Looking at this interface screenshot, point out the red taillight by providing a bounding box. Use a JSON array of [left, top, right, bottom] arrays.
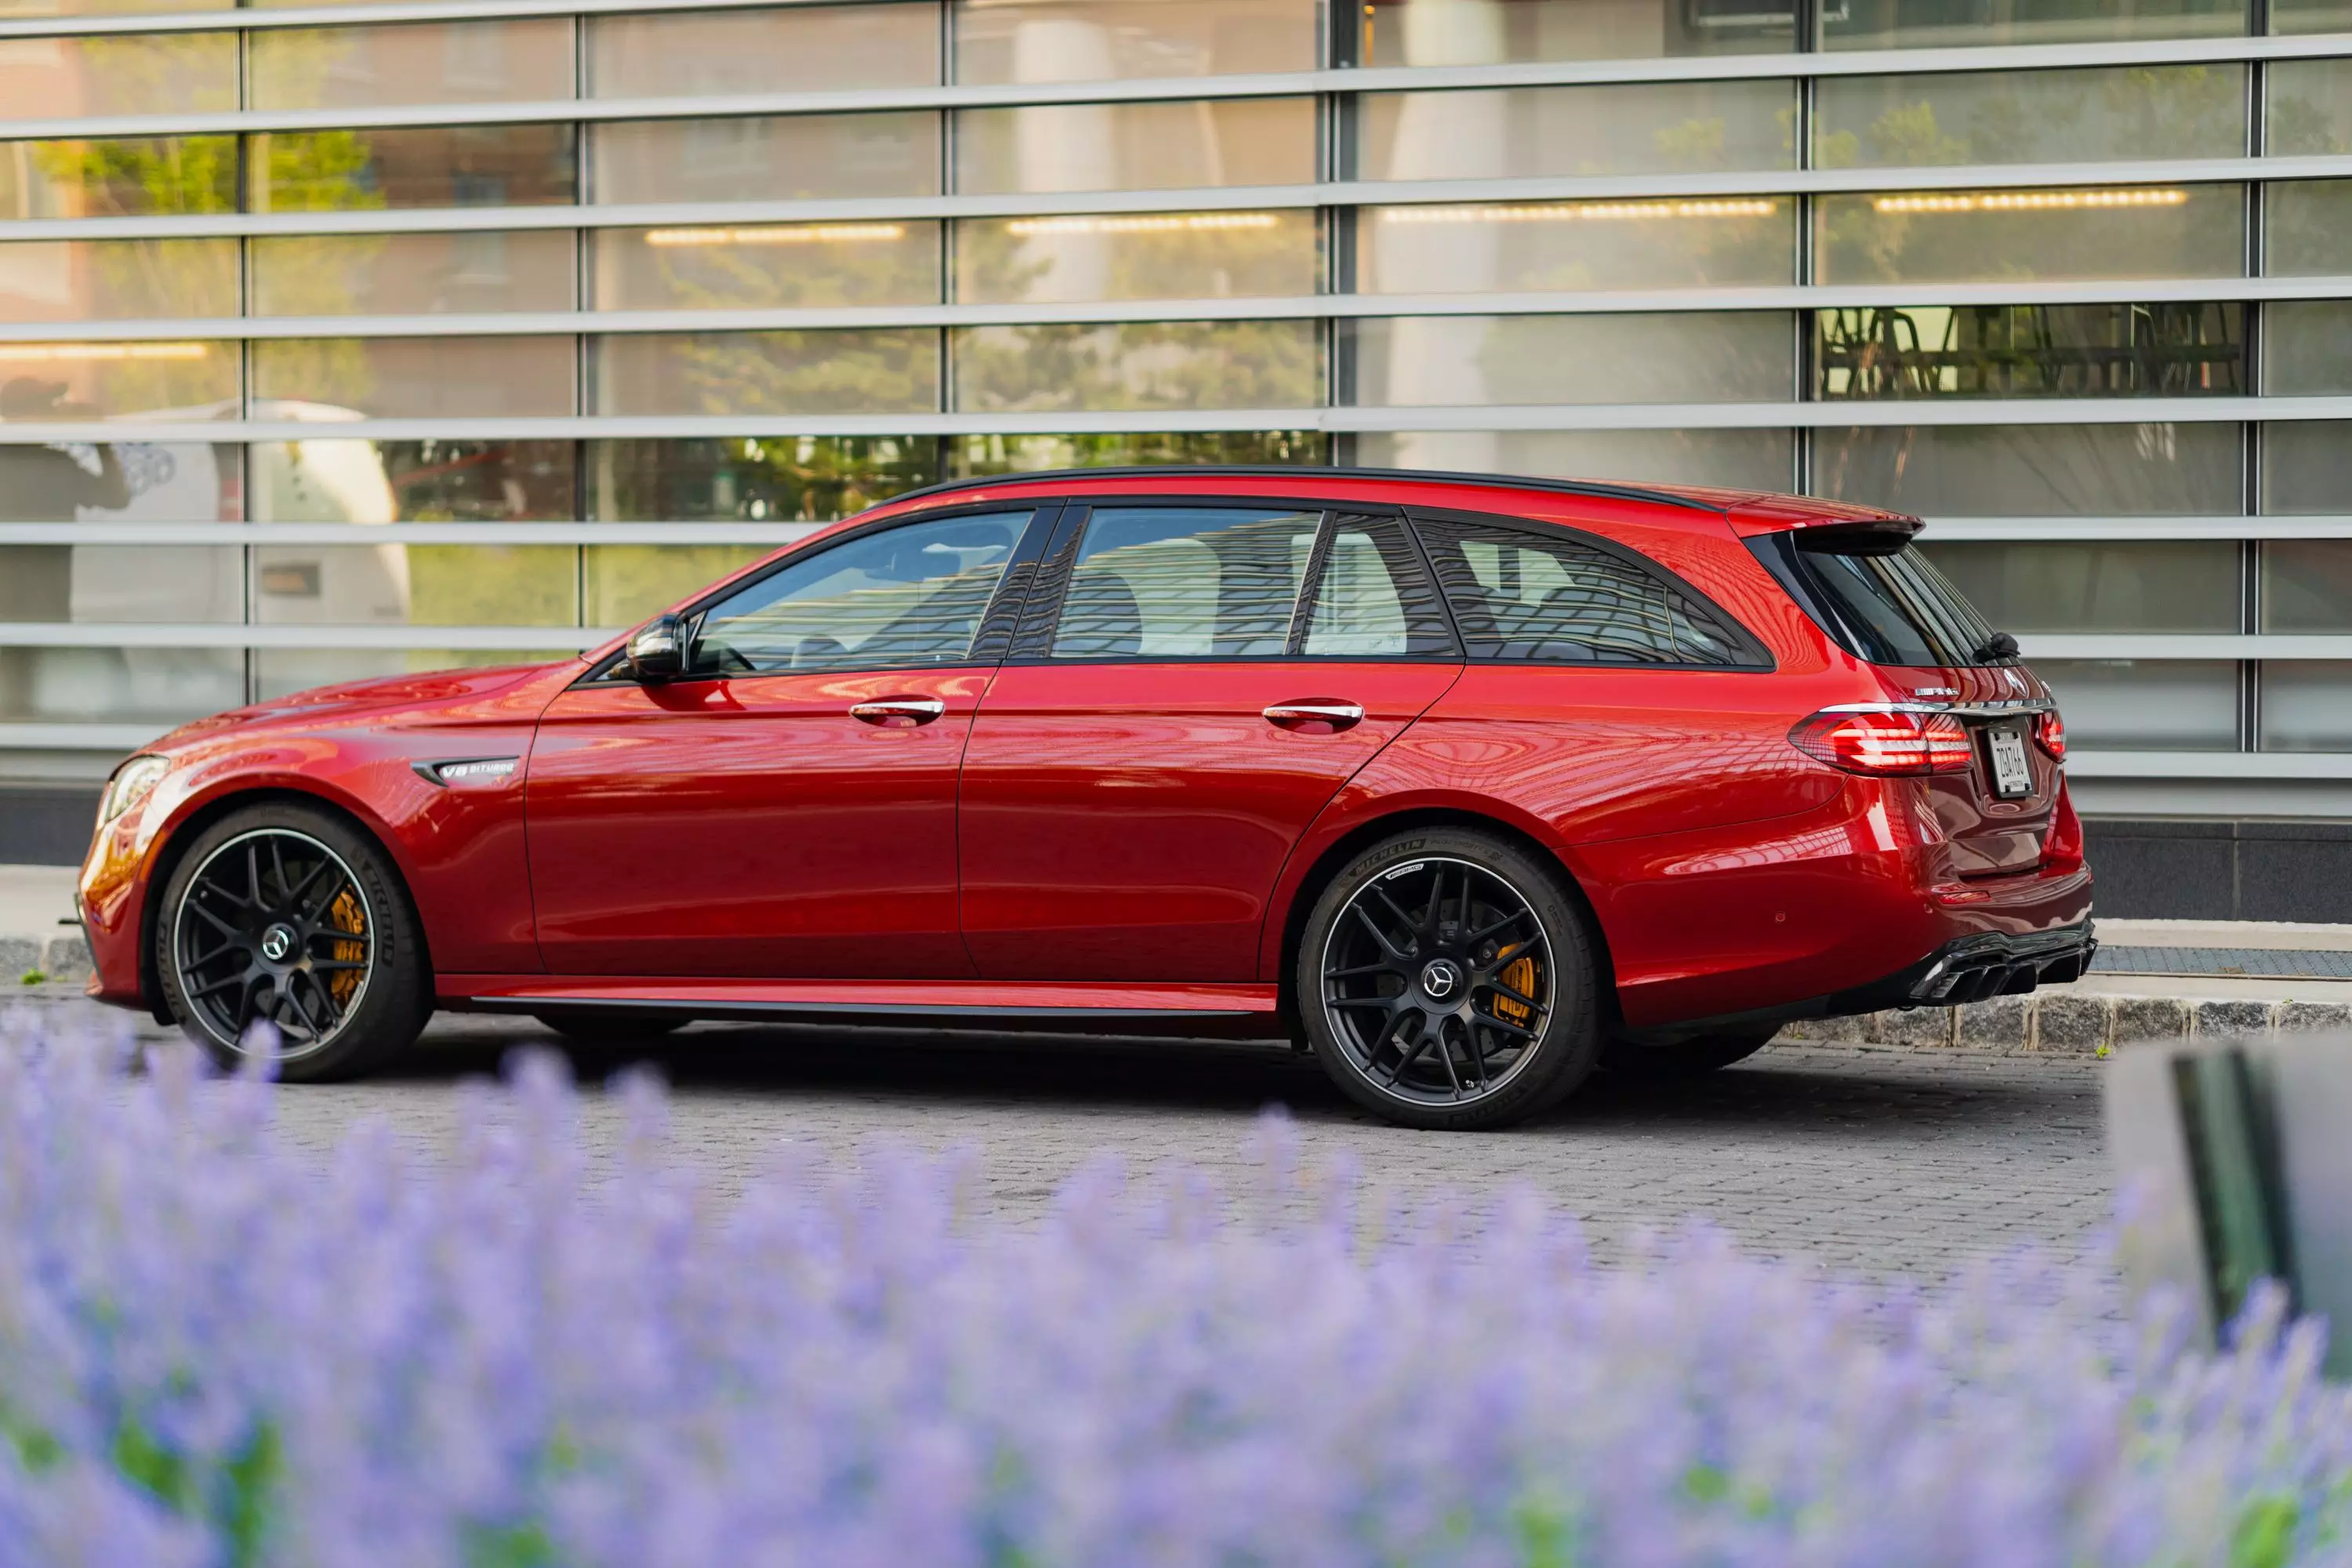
[[1788, 708, 1974, 776], [2034, 708, 2067, 760]]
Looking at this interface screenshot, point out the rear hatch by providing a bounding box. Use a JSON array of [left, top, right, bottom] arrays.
[[1746, 518, 2060, 877]]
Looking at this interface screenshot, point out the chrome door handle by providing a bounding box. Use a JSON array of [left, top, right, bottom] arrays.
[[849, 697, 946, 727], [1263, 699, 1365, 732]]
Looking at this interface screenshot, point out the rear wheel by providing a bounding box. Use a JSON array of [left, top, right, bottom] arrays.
[[1603, 1026, 1779, 1079], [155, 803, 430, 1081], [1298, 827, 1600, 1131]]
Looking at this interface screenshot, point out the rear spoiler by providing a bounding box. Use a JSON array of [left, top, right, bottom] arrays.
[[1788, 517, 1923, 557]]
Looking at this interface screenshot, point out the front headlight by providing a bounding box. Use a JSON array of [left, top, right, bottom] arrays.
[[98, 755, 171, 827]]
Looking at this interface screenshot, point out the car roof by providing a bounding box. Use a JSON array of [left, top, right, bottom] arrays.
[[852, 465, 1915, 538]]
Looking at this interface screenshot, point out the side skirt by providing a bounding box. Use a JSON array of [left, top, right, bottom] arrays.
[[440, 976, 1290, 1040]]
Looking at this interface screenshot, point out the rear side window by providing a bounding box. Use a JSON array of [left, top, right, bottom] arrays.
[[1415, 518, 1758, 667], [1751, 532, 2005, 667], [1299, 515, 1456, 657], [1051, 506, 1319, 659]]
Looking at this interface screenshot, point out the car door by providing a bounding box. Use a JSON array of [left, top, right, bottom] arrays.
[[958, 503, 1464, 982], [526, 505, 1054, 978]]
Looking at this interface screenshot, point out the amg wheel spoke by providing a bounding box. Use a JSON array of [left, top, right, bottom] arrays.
[[1485, 978, 1545, 1014], [231, 975, 262, 1033], [1421, 867, 1446, 934], [1323, 960, 1396, 982], [1476, 1013, 1541, 1042], [281, 855, 336, 916], [307, 957, 368, 973], [286, 972, 334, 1037], [188, 971, 251, 1002], [1330, 994, 1396, 1012], [1370, 885, 1423, 940], [1380, 1021, 1430, 1087], [1432, 1019, 1466, 1099], [1349, 904, 1410, 960], [1463, 1014, 1490, 1088], [1467, 910, 1527, 948], [268, 837, 290, 906], [187, 900, 243, 941]]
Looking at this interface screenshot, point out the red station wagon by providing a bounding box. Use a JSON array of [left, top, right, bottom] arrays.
[[78, 466, 2093, 1130]]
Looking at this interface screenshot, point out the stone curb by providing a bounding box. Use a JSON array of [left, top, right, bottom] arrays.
[[1776, 992, 2352, 1054], [0, 931, 92, 987]]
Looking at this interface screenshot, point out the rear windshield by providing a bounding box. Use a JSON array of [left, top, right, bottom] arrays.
[[1749, 532, 2008, 668]]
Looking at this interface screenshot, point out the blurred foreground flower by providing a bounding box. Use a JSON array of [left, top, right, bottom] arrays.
[[0, 1012, 2348, 1567]]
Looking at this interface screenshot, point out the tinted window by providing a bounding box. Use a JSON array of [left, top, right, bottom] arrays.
[[1051, 506, 1319, 659], [1751, 533, 2005, 667], [691, 511, 1028, 675], [1300, 515, 1455, 657], [1417, 518, 1754, 666]]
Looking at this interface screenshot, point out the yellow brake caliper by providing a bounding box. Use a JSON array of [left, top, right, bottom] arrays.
[[325, 888, 368, 1006], [1489, 949, 1539, 1027]]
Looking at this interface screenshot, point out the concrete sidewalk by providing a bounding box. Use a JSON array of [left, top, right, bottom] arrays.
[[8, 862, 2351, 1049]]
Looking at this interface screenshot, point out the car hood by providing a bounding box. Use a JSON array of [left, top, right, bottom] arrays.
[[147, 660, 575, 753]]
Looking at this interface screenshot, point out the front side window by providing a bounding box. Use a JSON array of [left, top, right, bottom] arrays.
[[1050, 506, 1320, 659], [691, 510, 1029, 675], [1417, 518, 1755, 666]]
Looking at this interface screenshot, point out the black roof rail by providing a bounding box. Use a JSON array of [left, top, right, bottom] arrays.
[[866, 463, 1730, 515]]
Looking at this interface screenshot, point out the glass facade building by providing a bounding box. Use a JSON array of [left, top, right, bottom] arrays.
[[2, 0, 2351, 895]]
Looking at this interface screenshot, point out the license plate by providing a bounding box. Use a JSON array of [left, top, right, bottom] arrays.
[[1987, 724, 2034, 798]]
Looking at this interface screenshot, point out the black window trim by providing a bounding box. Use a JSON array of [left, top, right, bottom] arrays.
[[1403, 504, 1777, 673], [575, 499, 1064, 687], [1005, 493, 1468, 667]]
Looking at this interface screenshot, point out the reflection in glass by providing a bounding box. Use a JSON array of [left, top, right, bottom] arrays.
[[596, 222, 942, 311], [594, 331, 940, 417], [254, 648, 573, 703], [1361, 0, 1793, 63], [2262, 542, 2352, 631], [251, 336, 575, 419], [0, 238, 238, 321], [2270, 60, 2352, 154], [250, 124, 577, 210], [956, 211, 1316, 304], [252, 544, 579, 626], [593, 114, 938, 205], [953, 321, 1319, 412], [1356, 429, 1792, 492], [252, 231, 577, 316], [0, 0, 229, 17], [0, 544, 239, 622], [249, 19, 575, 110], [0, 440, 238, 521], [2261, 662, 2352, 751], [586, 544, 771, 626], [957, 0, 1316, 82], [2262, 423, 2352, 514], [1359, 81, 1794, 182], [0, 647, 241, 726], [0, 136, 234, 220], [2274, 0, 2352, 31], [1816, 65, 2243, 167], [955, 99, 1314, 194], [1813, 423, 2242, 515], [593, 4, 938, 95], [1358, 199, 1794, 293], [950, 430, 1325, 474], [0, 340, 233, 420], [1054, 507, 1317, 659], [2263, 302, 2352, 396], [1920, 541, 2240, 632], [2032, 659, 2238, 750], [1825, 0, 2245, 49], [1816, 186, 2243, 284], [2267, 182, 2352, 277], [588, 437, 938, 521], [252, 440, 578, 521], [0, 32, 234, 120], [1348, 313, 1794, 405], [1817, 303, 2242, 398]]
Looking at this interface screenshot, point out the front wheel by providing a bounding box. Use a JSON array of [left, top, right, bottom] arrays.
[[155, 803, 430, 1082], [1297, 828, 1601, 1131]]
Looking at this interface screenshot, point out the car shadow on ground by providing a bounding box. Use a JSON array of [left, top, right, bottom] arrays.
[[387, 1015, 2096, 1136]]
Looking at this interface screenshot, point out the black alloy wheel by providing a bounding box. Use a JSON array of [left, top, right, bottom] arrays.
[[158, 804, 430, 1080], [1299, 829, 1600, 1131]]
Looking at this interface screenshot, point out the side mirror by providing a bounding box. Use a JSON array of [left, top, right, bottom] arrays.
[[625, 614, 687, 683]]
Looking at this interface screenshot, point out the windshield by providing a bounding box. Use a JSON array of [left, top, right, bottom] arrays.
[[1750, 533, 2008, 667]]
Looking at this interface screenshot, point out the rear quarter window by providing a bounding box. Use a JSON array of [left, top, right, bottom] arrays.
[[1415, 517, 1763, 667]]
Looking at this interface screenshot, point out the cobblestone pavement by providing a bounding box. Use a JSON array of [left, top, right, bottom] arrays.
[[13, 988, 2111, 1280]]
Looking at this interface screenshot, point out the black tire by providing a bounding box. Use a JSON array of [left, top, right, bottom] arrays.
[[154, 801, 430, 1082], [1296, 826, 1601, 1131], [532, 1013, 688, 1045], [1602, 1026, 1779, 1079]]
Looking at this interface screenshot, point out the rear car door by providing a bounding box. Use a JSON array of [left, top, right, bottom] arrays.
[[958, 503, 1462, 982], [525, 506, 1053, 977]]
